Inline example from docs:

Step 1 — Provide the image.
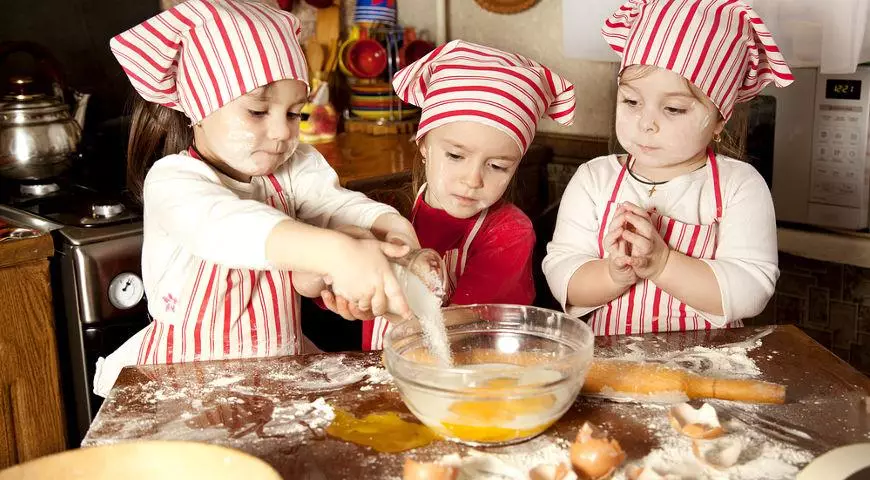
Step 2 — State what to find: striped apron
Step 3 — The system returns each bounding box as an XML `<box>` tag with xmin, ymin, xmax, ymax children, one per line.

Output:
<box><xmin>367</xmin><ymin>185</ymin><xmax>487</xmax><ymax>350</ymax></box>
<box><xmin>137</xmin><ymin>174</ymin><xmax>301</xmax><ymax>364</ymax></box>
<box><xmin>591</xmin><ymin>149</ymin><xmax>741</xmax><ymax>335</ymax></box>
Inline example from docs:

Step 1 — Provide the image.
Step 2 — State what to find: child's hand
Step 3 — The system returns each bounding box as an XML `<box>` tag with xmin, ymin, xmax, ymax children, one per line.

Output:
<box><xmin>293</xmin><ymin>271</ymin><xmax>327</xmax><ymax>298</ymax></box>
<box><xmin>603</xmin><ymin>205</ymin><xmax>638</xmax><ymax>288</ymax></box>
<box><xmin>320</xmin><ymin>289</ymin><xmax>373</xmax><ymax>320</ymax></box>
<box><xmin>372</xmin><ymin>213</ymin><xmax>421</xmax><ymax>250</ymax></box>
<box><xmin>328</xmin><ymin>238</ymin><xmax>411</xmax><ymax>318</ymax></box>
<box><xmin>620</xmin><ymin>202</ymin><xmax>671</xmax><ymax>281</ymax></box>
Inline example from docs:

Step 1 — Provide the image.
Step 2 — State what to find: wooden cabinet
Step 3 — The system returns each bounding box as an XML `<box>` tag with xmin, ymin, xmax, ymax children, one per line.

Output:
<box><xmin>0</xmin><ymin>232</ymin><xmax>66</xmax><ymax>467</ymax></box>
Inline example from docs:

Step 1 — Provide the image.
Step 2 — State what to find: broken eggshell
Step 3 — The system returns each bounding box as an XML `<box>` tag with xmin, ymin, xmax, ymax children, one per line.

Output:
<box><xmin>529</xmin><ymin>463</ymin><xmax>578</xmax><ymax>480</ymax></box>
<box><xmin>569</xmin><ymin>422</ymin><xmax>626</xmax><ymax>480</ymax></box>
<box><xmin>691</xmin><ymin>437</ymin><xmax>743</xmax><ymax>469</ymax></box>
<box><xmin>403</xmin><ymin>458</ymin><xmax>459</xmax><ymax>480</ymax></box>
<box><xmin>668</xmin><ymin>403</ymin><xmax>725</xmax><ymax>439</ymax></box>
<box><xmin>626</xmin><ymin>465</ymin><xmax>682</xmax><ymax>480</ymax></box>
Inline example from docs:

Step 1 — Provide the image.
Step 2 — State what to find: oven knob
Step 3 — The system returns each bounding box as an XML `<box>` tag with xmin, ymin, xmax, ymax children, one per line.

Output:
<box><xmin>108</xmin><ymin>272</ymin><xmax>145</xmax><ymax>309</ymax></box>
<box><xmin>92</xmin><ymin>203</ymin><xmax>125</xmax><ymax>219</ymax></box>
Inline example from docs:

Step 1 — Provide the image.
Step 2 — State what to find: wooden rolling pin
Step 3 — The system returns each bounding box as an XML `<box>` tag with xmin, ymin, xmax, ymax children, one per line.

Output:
<box><xmin>581</xmin><ymin>359</ymin><xmax>786</xmax><ymax>404</ymax></box>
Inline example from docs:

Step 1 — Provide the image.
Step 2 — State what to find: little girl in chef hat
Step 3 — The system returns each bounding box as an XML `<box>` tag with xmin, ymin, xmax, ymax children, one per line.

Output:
<box><xmin>93</xmin><ymin>0</ymin><xmax>418</xmax><ymax>395</ymax></box>
<box><xmin>355</xmin><ymin>40</ymin><xmax>576</xmax><ymax>350</ymax></box>
<box><xmin>544</xmin><ymin>0</ymin><xmax>793</xmax><ymax>336</ymax></box>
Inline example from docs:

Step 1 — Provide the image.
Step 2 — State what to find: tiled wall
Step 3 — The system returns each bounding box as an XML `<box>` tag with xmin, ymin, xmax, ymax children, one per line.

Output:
<box><xmin>544</xmin><ymin>161</ymin><xmax>870</xmax><ymax>376</ymax></box>
<box><xmin>749</xmin><ymin>253</ymin><xmax>870</xmax><ymax>376</ymax></box>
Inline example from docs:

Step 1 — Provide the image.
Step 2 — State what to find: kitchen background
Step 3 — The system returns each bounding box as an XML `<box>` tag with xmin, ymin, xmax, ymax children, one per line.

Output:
<box><xmin>2</xmin><ymin>0</ymin><xmax>870</xmax><ymax>382</ymax></box>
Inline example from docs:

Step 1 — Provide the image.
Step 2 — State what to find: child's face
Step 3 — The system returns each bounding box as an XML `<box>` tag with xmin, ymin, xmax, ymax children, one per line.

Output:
<box><xmin>194</xmin><ymin>79</ymin><xmax>308</xmax><ymax>182</ymax></box>
<box><xmin>420</xmin><ymin>122</ymin><xmax>522</xmax><ymax>219</ymax></box>
<box><xmin>615</xmin><ymin>66</ymin><xmax>724</xmax><ymax>169</ymax></box>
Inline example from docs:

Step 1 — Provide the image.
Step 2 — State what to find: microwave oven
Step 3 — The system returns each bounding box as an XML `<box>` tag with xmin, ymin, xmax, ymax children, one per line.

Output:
<box><xmin>748</xmin><ymin>66</ymin><xmax>870</xmax><ymax>230</ymax></box>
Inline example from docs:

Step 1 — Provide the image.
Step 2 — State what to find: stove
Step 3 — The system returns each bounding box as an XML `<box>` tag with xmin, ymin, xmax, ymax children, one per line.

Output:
<box><xmin>0</xmin><ymin>179</ymin><xmax>147</xmax><ymax>445</ymax></box>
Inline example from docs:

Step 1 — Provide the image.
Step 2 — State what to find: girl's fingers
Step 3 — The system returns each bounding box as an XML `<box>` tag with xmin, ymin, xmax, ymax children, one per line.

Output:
<box><xmin>348</xmin><ymin>302</ymin><xmax>371</xmax><ymax>320</ymax></box>
<box><xmin>624</xmin><ymin>211</ymin><xmax>656</xmax><ymax>237</ymax></box>
<box><xmin>336</xmin><ymin>225</ymin><xmax>377</xmax><ymax>239</ymax></box>
<box><xmin>370</xmin><ymin>283</ymin><xmax>387</xmax><ymax>317</ymax></box>
<box><xmin>622</xmin><ymin>229</ymin><xmax>652</xmax><ymax>255</ymax></box>
<box><xmin>383</xmin><ymin>272</ymin><xmax>410</xmax><ymax>319</ymax></box>
<box><xmin>321</xmin><ymin>290</ymin><xmax>336</xmax><ymax>310</ymax></box>
<box><xmin>621</xmin><ymin>202</ymin><xmax>651</xmax><ymax>217</ymax></box>
<box><xmin>379</xmin><ymin>240</ymin><xmax>412</xmax><ymax>259</ymax></box>
<box><xmin>324</xmin><ymin>292</ymin><xmax>356</xmax><ymax>321</ymax></box>
<box><xmin>336</xmin><ymin>295</ymin><xmax>357</xmax><ymax>320</ymax></box>
<box><xmin>356</xmin><ymin>295</ymin><xmax>372</xmax><ymax>312</ymax></box>
<box><xmin>629</xmin><ymin>256</ymin><xmax>649</xmax><ymax>269</ymax></box>
<box><xmin>604</xmin><ymin>227</ymin><xmax>624</xmax><ymax>249</ymax></box>
<box><xmin>613</xmin><ymin>255</ymin><xmax>633</xmax><ymax>268</ymax></box>
<box><xmin>385</xmin><ymin>231</ymin><xmax>421</xmax><ymax>249</ymax></box>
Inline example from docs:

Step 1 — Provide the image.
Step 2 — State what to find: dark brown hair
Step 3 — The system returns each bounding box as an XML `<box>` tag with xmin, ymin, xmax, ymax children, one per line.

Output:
<box><xmin>615</xmin><ymin>65</ymin><xmax>747</xmax><ymax>159</ymax></box>
<box><xmin>127</xmin><ymin>96</ymin><xmax>193</xmax><ymax>203</ymax></box>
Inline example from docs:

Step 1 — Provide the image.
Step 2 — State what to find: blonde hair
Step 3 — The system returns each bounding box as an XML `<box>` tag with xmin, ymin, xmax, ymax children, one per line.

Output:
<box><xmin>614</xmin><ymin>65</ymin><xmax>747</xmax><ymax>159</ymax></box>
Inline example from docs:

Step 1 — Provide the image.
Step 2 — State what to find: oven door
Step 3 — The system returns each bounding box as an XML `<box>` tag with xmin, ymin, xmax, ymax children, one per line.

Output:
<box><xmin>54</xmin><ymin>232</ymin><xmax>148</xmax><ymax>444</ymax></box>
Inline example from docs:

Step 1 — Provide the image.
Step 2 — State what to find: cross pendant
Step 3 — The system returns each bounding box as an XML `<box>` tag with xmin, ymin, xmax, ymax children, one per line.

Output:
<box><xmin>648</xmin><ymin>185</ymin><xmax>656</xmax><ymax>197</ymax></box>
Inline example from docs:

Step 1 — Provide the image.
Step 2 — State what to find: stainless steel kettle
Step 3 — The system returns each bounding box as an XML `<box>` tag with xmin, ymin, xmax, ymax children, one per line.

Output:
<box><xmin>0</xmin><ymin>41</ymin><xmax>90</xmax><ymax>181</ymax></box>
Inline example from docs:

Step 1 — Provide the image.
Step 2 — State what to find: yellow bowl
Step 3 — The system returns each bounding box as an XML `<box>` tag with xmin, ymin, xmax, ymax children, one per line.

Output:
<box><xmin>351</xmin><ymin>108</ymin><xmax>419</xmax><ymax>120</ymax></box>
<box><xmin>350</xmin><ymin>82</ymin><xmax>393</xmax><ymax>94</ymax></box>
<box><xmin>0</xmin><ymin>441</ymin><xmax>282</xmax><ymax>480</ymax></box>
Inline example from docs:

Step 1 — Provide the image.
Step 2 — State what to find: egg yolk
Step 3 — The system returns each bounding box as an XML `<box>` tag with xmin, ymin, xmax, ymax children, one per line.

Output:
<box><xmin>442</xmin><ymin>377</ymin><xmax>557</xmax><ymax>443</ymax></box>
<box><xmin>326</xmin><ymin>408</ymin><xmax>439</xmax><ymax>453</ymax></box>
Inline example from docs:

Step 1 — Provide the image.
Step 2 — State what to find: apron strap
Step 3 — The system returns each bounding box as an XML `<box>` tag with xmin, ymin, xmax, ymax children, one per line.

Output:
<box><xmin>410</xmin><ymin>183</ymin><xmax>427</xmax><ymax>223</ymax></box>
<box><xmin>597</xmin><ymin>158</ymin><xmax>630</xmax><ymax>258</ymax></box>
<box><xmin>458</xmin><ymin>208</ymin><xmax>488</xmax><ymax>277</ymax></box>
<box><xmin>707</xmin><ymin>148</ymin><xmax>723</xmax><ymax>220</ymax></box>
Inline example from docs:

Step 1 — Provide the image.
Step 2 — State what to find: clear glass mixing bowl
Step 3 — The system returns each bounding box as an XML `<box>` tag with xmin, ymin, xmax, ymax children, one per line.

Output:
<box><xmin>383</xmin><ymin>304</ymin><xmax>594</xmax><ymax>446</ymax></box>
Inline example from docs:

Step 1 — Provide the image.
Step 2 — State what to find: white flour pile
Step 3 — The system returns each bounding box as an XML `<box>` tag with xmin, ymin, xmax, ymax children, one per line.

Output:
<box><xmin>259</xmin><ymin>397</ymin><xmax>335</xmax><ymax>437</ymax></box>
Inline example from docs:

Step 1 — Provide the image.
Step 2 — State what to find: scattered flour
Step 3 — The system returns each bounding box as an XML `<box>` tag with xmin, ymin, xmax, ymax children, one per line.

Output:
<box><xmin>610</xmin><ymin>404</ymin><xmax>813</xmax><ymax>480</ymax></box>
<box><xmin>418</xmin><ymin>398</ymin><xmax>813</xmax><ymax>480</ymax></box>
<box><xmin>364</xmin><ymin>365</ymin><xmax>393</xmax><ymax>385</ymax></box>
<box><xmin>425</xmin><ymin>436</ymin><xmax>572</xmax><ymax>480</ymax></box>
<box><xmin>609</xmin><ymin>328</ymin><xmax>772</xmax><ymax>379</ymax></box>
<box><xmin>208</xmin><ymin>375</ymin><xmax>243</xmax><ymax>387</ymax></box>
<box><xmin>592</xmin><ymin>387</ymin><xmax>689</xmax><ymax>404</ymax></box>
<box><xmin>261</xmin><ymin>397</ymin><xmax>335</xmax><ymax>437</ymax></box>
<box><xmin>266</xmin><ymin>354</ymin><xmax>366</xmax><ymax>390</ymax></box>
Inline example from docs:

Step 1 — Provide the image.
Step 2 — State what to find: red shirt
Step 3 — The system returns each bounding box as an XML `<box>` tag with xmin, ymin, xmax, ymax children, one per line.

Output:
<box><xmin>362</xmin><ymin>198</ymin><xmax>535</xmax><ymax>349</ymax></box>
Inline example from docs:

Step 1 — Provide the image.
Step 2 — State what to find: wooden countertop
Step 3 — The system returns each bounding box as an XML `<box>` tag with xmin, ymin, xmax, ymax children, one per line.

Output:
<box><xmin>83</xmin><ymin>326</ymin><xmax>870</xmax><ymax>478</ymax></box>
<box><xmin>0</xmin><ymin>219</ymin><xmax>52</xmax><ymax>269</ymax></box>
<box><xmin>311</xmin><ymin>133</ymin><xmax>417</xmax><ymax>187</ymax></box>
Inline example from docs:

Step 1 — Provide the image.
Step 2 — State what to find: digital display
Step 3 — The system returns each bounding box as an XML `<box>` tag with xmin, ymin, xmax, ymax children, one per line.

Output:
<box><xmin>825</xmin><ymin>79</ymin><xmax>862</xmax><ymax>100</ymax></box>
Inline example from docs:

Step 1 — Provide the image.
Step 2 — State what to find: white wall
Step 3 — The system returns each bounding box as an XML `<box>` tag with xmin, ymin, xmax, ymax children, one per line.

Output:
<box><xmin>398</xmin><ymin>0</ymin><xmax>617</xmax><ymax>138</ymax></box>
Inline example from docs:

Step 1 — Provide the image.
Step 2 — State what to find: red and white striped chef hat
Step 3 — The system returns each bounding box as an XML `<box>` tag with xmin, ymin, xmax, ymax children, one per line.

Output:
<box><xmin>392</xmin><ymin>40</ymin><xmax>575</xmax><ymax>154</ymax></box>
<box><xmin>602</xmin><ymin>0</ymin><xmax>793</xmax><ymax>120</ymax></box>
<box><xmin>110</xmin><ymin>0</ymin><xmax>308</xmax><ymax>124</ymax></box>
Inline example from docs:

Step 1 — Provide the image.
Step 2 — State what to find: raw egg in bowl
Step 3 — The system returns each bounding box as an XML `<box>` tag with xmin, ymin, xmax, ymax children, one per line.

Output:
<box><xmin>383</xmin><ymin>304</ymin><xmax>594</xmax><ymax>446</ymax></box>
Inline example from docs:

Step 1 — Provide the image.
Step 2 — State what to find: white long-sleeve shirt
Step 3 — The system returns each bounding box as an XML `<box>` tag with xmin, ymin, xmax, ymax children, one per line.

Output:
<box><xmin>543</xmin><ymin>154</ymin><xmax>779</xmax><ymax>324</ymax></box>
<box><xmin>141</xmin><ymin>143</ymin><xmax>398</xmax><ymax>320</ymax></box>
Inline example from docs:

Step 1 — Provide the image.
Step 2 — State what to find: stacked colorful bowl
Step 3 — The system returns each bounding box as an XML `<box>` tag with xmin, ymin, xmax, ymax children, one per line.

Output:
<box><xmin>349</xmin><ymin>82</ymin><xmax>419</xmax><ymax>121</ymax></box>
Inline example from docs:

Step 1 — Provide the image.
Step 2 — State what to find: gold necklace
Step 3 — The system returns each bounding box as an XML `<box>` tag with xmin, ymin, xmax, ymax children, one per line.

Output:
<box><xmin>626</xmin><ymin>158</ymin><xmax>668</xmax><ymax>197</ymax></box>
